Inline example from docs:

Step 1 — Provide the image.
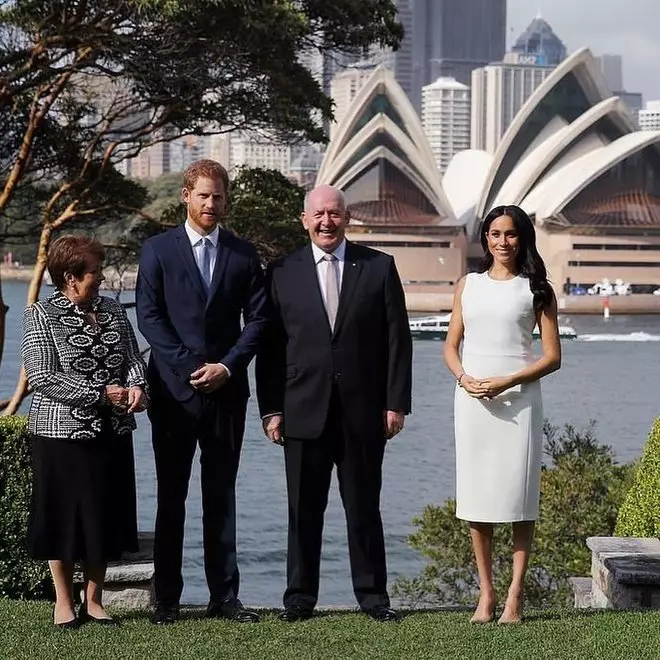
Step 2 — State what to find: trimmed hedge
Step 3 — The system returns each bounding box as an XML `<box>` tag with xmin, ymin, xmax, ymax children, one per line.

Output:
<box><xmin>615</xmin><ymin>418</ymin><xmax>660</xmax><ymax>537</ymax></box>
<box><xmin>0</xmin><ymin>416</ymin><xmax>50</xmax><ymax>598</ymax></box>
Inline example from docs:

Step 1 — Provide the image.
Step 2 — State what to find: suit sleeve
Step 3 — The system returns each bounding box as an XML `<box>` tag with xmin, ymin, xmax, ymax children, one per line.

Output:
<box><xmin>21</xmin><ymin>305</ymin><xmax>106</xmax><ymax>407</ymax></box>
<box><xmin>217</xmin><ymin>245</ymin><xmax>270</xmax><ymax>376</ymax></box>
<box><xmin>384</xmin><ymin>256</ymin><xmax>413</xmax><ymax>414</ymax></box>
<box><xmin>255</xmin><ymin>263</ymin><xmax>286</xmax><ymax>416</ymax></box>
<box><xmin>135</xmin><ymin>239</ymin><xmax>205</xmax><ymax>381</ymax></box>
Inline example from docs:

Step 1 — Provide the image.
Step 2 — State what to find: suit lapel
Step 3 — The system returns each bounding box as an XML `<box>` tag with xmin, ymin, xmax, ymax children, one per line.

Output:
<box><xmin>207</xmin><ymin>228</ymin><xmax>232</xmax><ymax>307</ymax></box>
<box><xmin>333</xmin><ymin>241</ymin><xmax>363</xmax><ymax>337</ymax></box>
<box><xmin>173</xmin><ymin>225</ymin><xmax>207</xmax><ymax>304</ymax></box>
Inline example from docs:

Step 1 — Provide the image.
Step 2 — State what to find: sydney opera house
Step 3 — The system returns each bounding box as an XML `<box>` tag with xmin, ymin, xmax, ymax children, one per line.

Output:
<box><xmin>316</xmin><ymin>49</ymin><xmax>660</xmax><ymax>311</ymax></box>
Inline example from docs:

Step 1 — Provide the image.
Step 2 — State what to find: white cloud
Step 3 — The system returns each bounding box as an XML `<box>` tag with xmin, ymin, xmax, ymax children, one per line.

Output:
<box><xmin>508</xmin><ymin>0</ymin><xmax>660</xmax><ymax>103</ymax></box>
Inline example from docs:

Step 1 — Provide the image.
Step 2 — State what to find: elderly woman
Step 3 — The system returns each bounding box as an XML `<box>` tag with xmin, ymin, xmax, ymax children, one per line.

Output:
<box><xmin>21</xmin><ymin>235</ymin><xmax>147</xmax><ymax>629</ymax></box>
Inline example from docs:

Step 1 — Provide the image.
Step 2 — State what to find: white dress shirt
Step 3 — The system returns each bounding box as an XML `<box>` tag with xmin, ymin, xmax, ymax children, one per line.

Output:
<box><xmin>311</xmin><ymin>239</ymin><xmax>346</xmax><ymax>306</ymax></box>
<box><xmin>185</xmin><ymin>221</ymin><xmax>219</xmax><ymax>279</ymax></box>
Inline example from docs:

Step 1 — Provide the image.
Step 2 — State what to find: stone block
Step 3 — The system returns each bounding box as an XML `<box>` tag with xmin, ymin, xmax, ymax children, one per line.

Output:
<box><xmin>103</xmin><ymin>585</ymin><xmax>153</xmax><ymax>610</ymax></box>
<box><xmin>590</xmin><ymin>581</ymin><xmax>610</xmax><ymax>609</ymax></box>
<box><xmin>586</xmin><ymin>536</ymin><xmax>660</xmax><ymax>558</ymax></box>
<box><xmin>568</xmin><ymin>577</ymin><xmax>592</xmax><ymax>609</ymax></box>
<box><xmin>74</xmin><ymin>532</ymin><xmax>155</xmax><ymax>610</ymax></box>
<box><xmin>604</xmin><ymin>555</ymin><xmax>660</xmax><ymax>586</ymax></box>
<box><xmin>588</xmin><ymin>538</ymin><xmax>660</xmax><ymax>610</ymax></box>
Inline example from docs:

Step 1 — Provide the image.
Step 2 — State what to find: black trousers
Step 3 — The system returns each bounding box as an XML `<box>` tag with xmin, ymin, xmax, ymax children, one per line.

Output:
<box><xmin>283</xmin><ymin>390</ymin><xmax>389</xmax><ymax>611</ymax></box>
<box><xmin>149</xmin><ymin>396</ymin><xmax>247</xmax><ymax>606</ymax></box>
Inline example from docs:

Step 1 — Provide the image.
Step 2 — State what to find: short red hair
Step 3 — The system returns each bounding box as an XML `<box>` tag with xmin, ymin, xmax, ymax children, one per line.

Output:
<box><xmin>183</xmin><ymin>159</ymin><xmax>229</xmax><ymax>193</ymax></box>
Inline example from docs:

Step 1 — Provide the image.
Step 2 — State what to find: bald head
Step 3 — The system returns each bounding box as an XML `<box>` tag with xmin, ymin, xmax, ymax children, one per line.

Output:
<box><xmin>302</xmin><ymin>185</ymin><xmax>350</xmax><ymax>253</ymax></box>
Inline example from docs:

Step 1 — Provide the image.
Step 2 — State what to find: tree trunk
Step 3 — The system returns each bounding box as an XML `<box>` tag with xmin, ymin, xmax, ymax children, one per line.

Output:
<box><xmin>2</xmin><ymin>225</ymin><xmax>51</xmax><ymax>416</ymax></box>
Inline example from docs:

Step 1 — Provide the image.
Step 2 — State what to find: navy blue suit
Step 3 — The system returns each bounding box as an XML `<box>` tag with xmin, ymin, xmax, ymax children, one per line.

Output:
<box><xmin>136</xmin><ymin>224</ymin><xmax>268</xmax><ymax>606</ymax></box>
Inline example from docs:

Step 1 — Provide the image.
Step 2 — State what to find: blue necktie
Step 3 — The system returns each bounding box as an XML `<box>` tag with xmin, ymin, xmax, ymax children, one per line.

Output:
<box><xmin>200</xmin><ymin>237</ymin><xmax>213</xmax><ymax>289</ymax></box>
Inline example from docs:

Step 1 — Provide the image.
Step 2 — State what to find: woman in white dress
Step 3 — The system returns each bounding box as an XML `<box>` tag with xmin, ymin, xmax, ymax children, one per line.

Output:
<box><xmin>444</xmin><ymin>205</ymin><xmax>561</xmax><ymax>624</ymax></box>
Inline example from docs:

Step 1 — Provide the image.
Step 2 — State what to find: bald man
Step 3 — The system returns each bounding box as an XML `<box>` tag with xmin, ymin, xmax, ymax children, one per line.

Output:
<box><xmin>256</xmin><ymin>185</ymin><xmax>412</xmax><ymax>622</ymax></box>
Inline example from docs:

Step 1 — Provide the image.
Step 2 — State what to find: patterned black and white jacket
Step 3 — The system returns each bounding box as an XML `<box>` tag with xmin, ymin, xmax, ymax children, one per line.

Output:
<box><xmin>21</xmin><ymin>290</ymin><xmax>147</xmax><ymax>440</ymax></box>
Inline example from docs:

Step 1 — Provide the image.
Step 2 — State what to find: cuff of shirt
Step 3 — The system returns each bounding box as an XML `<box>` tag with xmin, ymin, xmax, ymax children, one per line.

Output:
<box><xmin>262</xmin><ymin>412</ymin><xmax>283</xmax><ymax>420</ymax></box>
<box><xmin>218</xmin><ymin>363</ymin><xmax>231</xmax><ymax>378</ymax></box>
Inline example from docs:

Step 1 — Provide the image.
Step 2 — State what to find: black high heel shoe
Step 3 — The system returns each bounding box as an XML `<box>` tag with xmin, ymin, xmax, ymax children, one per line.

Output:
<box><xmin>78</xmin><ymin>603</ymin><xmax>119</xmax><ymax>627</ymax></box>
<box><xmin>53</xmin><ymin>605</ymin><xmax>79</xmax><ymax>630</ymax></box>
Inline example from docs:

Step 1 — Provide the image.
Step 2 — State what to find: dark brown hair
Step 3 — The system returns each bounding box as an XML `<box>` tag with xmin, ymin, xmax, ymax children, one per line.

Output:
<box><xmin>47</xmin><ymin>235</ymin><xmax>105</xmax><ymax>291</ymax></box>
<box><xmin>479</xmin><ymin>205</ymin><xmax>553</xmax><ymax>312</ymax></box>
<box><xmin>183</xmin><ymin>159</ymin><xmax>229</xmax><ymax>193</ymax></box>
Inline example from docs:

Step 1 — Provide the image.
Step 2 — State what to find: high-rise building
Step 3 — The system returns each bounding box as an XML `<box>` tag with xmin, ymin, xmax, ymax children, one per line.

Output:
<box><xmin>618</xmin><ymin>91</ymin><xmax>643</xmax><ymax>123</ymax></box>
<box><xmin>169</xmin><ymin>134</ymin><xmax>214</xmax><ymax>173</ymax></box>
<box><xmin>411</xmin><ymin>0</ymin><xmax>506</xmax><ymax>111</ymax></box>
<box><xmin>471</xmin><ymin>61</ymin><xmax>554</xmax><ymax>153</ymax></box>
<box><xmin>596</xmin><ymin>54</ymin><xmax>624</xmax><ymax>93</ymax></box>
<box><xmin>593</xmin><ymin>53</ymin><xmax>642</xmax><ymax>123</ymax></box>
<box><xmin>390</xmin><ymin>0</ymin><xmax>414</xmax><ymax>103</ymax></box>
<box><xmin>228</xmin><ymin>132</ymin><xmax>292</xmax><ymax>176</ymax></box>
<box><xmin>421</xmin><ymin>77</ymin><xmax>470</xmax><ymax>174</ymax></box>
<box><xmin>639</xmin><ymin>101</ymin><xmax>660</xmax><ymax>130</ymax></box>
<box><xmin>511</xmin><ymin>14</ymin><xmax>567</xmax><ymax>67</ymax></box>
<box><xmin>347</xmin><ymin>0</ymin><xmax>415</xmax><ymax>105</ymax></box>
<box><xmin>329</xmin><ymin>63</ymin><xmax>378</xmax><ymax>140</ymax></box>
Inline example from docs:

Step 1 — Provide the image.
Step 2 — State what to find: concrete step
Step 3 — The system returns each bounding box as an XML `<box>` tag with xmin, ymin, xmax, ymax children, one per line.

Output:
<box><xmin>568</xmin><ymin>577</ymin><xmax>592</xmax><ymax>609</ymax></box>
<box><xmin>587</xmin><ymin>536</ymin><xmax>660</xmax><ymax>609</ymax></box>
<box><xmin>74</xmin><ymin>532</ymin><xmax>154</xmax><ymax>610</ymax></box>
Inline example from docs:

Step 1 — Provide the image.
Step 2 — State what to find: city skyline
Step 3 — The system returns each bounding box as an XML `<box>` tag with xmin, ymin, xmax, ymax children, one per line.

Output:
<box><xmin>508</xmin><ymin>0</ymin><xmax>660</xmax><ymax>101</ymax></box>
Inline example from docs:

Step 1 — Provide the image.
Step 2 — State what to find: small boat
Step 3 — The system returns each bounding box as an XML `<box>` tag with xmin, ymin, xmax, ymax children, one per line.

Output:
<box><xmin>409</xmin><ymin>314</ymin><xmax>578</xmax><ymax>340</ymax></box>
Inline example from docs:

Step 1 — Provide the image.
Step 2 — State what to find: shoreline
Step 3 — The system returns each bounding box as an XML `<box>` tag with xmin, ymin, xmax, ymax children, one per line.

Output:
<box><xmin>4</xmin><ymin>265</ymin><xmax>660</xmax><ymax>314</ymax></box>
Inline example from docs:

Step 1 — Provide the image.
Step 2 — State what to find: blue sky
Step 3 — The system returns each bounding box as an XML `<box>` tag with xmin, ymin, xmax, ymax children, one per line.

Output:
<box><xmin>508</xmin><ymin>0</ymin><xmax>660</xmax><ymax>103</ymax></box>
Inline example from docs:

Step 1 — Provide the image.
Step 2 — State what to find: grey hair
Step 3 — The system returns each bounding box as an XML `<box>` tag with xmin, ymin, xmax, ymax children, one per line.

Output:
<box><xmin>304</xmin><ymin>185</ymin><xmax>347</xmax><ymax>212</ymax></box>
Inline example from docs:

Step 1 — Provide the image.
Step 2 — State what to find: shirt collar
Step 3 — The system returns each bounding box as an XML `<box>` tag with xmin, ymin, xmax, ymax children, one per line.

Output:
<box><xmin>185</xmin><ymin>221</ymin><xmax>219</xmax><ymax>248</ymax></box>
<box><xmin>311</xmin><ymin>239</ymin><xmax>347</xmax><ymax>264</ymax></box>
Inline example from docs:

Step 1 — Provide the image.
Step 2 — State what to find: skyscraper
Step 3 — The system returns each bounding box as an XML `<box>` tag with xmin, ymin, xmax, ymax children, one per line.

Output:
<box><xmin>511</xmin><ymin>14</ymin><xmax>567</xmax><ymax>67</ymax></box>
<box><xmin>421</xmin><ymin>77</ymin><xmax>471</xmax><ymax>173</ymax></box>
<box><xmin>596</xmin><ymin>54</ymin><xmax>624</xmax><ymax>93</ymax></box>
<box><xmin>411</xmin><ymin>0</ymin><xmax>506</xmax><ymax>111</ymax></box>
<box><xmin>471</xmin><ymin>61</ymin><xmax>554</xmax><ymax>153</ymax></box>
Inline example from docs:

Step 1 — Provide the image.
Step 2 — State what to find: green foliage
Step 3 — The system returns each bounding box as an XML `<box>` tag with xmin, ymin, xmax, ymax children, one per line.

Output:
<box><xmin>224</xmin><ymin>167</ymin><xmax>307</xmax><ymax>263</ymax></box>
<box><xmin>1</xmin><ymin>0</ymin><xmax>402</xmax><ymax>258</ymax></box>
<box><xmin>0</xmin><ymin>417</ymin><xmax>50</xmax><ymax>599</ymax></box>
<box><xmin>615</xmin><ymin>418</ymin><xmax>660</xmax><ymax>536</ymax></box>
<box><xmin>394</xmin><ymin>421</ymin><xmax>634</xmax><ymax>608</ymax></box>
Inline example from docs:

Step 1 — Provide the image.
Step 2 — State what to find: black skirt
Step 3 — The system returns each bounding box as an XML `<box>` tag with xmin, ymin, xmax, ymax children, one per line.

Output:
<box><xmin>28</xmin><ymin>431</ymin><xmax>139</xmax><ymax>562</ymax></box>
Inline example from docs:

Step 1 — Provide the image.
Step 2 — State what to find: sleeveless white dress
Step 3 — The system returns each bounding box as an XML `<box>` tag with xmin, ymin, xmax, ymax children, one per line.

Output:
<box><xmin>454</xmin><ymin>272</ymin><xmax>543</xmax><ymax>523</ymax></box>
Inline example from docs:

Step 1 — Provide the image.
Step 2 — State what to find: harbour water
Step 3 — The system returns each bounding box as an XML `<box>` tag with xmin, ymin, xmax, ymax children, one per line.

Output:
<box><xmin>1</xmin><ymin>279</ymin><xmax>658</xmax><ymax>606</ymax></box>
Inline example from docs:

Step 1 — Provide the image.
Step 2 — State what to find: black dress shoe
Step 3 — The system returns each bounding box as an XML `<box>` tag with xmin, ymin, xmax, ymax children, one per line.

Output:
<box><xmin>206</xmin><ymin>598</ymin><xmax>260</xmax><ymax>623</ymax></box>
<box><xmin>53</xmin><ymin>605</ymin><xmax>79</xmax><ymax>630</ymax></box>
<box><xmin>279</xmin><ymin>604</ymin><xmax>314</xmax><ymax>622</ymax></box>
<box><xmin>363</xmin><ymin>605</ymin><xmax>399</xmax><ymax>622</ymax></box>
<box><xmin>151</xmin><ymin>603</ymin><xmax>180</xmax><ymax>625</ymax></box>
<box><xmin>78</xmin><ymin>603</ymin><xmax>120</xmax><ymax>627</ymax></box>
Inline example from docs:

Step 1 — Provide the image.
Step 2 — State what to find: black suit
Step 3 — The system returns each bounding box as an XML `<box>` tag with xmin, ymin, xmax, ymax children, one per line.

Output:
<box><xmin>136</xmin><ymin>225</ymin><xmax>268</xmax><ymax>606</ymax></box>
<box><xmin>256</xmin><ymin>241</ymin><xmax>412</xmax><ymax>610</ymax></box>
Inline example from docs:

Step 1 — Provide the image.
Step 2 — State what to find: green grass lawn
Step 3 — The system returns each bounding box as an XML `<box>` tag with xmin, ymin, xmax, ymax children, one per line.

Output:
<box><xmin>1</xmin><ymin>601</ymin><xmax>660</xmax><ymax>660</ymax></box>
